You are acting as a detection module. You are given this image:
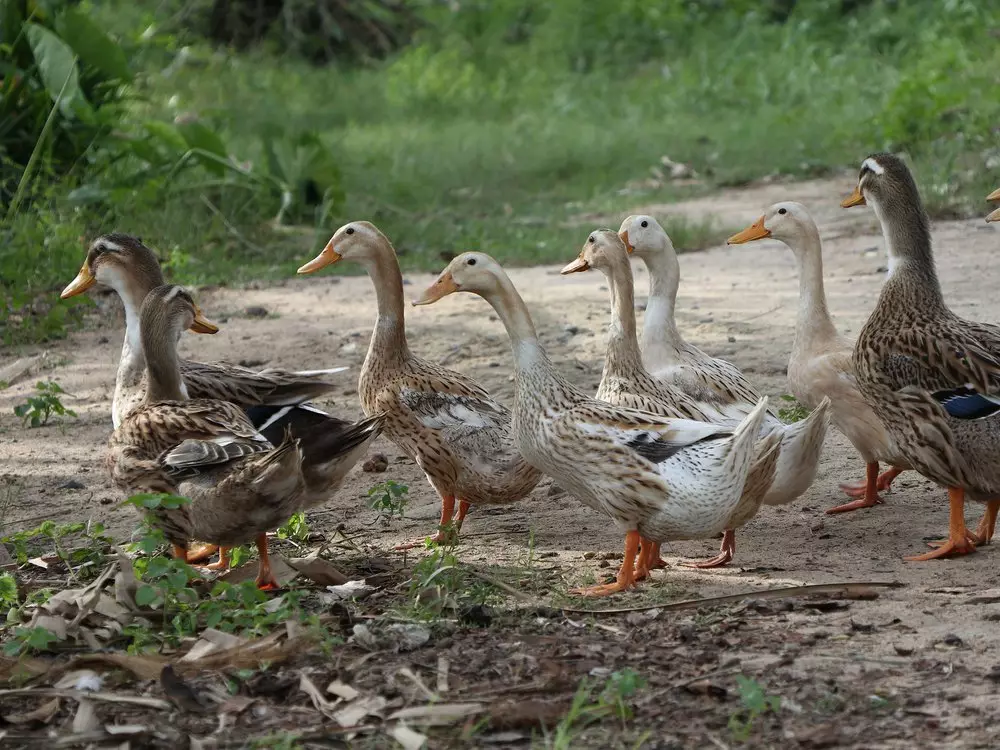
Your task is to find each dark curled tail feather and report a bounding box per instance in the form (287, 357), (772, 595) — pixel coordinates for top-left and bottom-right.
(296, 413), (386, 468)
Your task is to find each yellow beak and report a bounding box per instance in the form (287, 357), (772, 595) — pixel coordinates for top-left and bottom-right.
(413, 271), (459, 306)
(560, 255), (590, 275)
(189, 306), (219, 334)
(618, 230), (634, 253)
(60, 262), (96, 298)
(987, 187), (1000, 202)
(727, 216), (771, 245)
(987, 206), (1000, 223)
(297, 241), (342, 274)
(841, 185), (866, 208)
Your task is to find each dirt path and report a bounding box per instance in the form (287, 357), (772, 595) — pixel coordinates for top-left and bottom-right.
(4, 175), (1000, 746)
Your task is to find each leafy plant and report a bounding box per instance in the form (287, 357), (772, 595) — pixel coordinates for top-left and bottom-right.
(729, 675), (781, 742)
(547, 669), (648, 748)
(13, 380), (77, 427)
(276, 511), (309, 543)
(0, 572), (17, 609)
(1, 518), (112, 577)
(2, 625), (59, 657)
(777, 394), (810, 424)
(367, 480), (409, 519)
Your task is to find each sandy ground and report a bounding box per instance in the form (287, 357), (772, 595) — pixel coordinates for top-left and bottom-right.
(4, 175), (1000, 746)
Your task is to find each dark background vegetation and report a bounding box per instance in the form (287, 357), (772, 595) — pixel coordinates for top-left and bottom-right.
(2, 0), (999, 345)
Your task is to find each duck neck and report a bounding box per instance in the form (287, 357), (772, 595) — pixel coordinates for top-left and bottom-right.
(602, 259), (645, 374)
(479, 275), (549, 377)
(362, 246), (412, 365)
(640, 249), (684, 353)
(871, 195), (945, 307)
(785, 224), (839, 349)
(142, 318), (186, 403)
(112, 270), (163, 371)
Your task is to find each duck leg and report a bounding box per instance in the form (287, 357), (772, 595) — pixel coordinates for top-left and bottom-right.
(906, 487), (977, 561)
(833, 464), (904, 510)
(634, 537), (658, 581)
(570, 530), (640, 597)
(681, 529), (736, 569)
(254, 533), (280, 591)
(973, 500), (1000, 545)
(197, 547), (231, 572)
(393, 494), (458, 550)
(454, 499), (471, 531)
(184, 543), (220, 563)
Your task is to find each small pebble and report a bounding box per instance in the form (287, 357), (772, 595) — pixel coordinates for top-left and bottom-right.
(362, 453), (388, 473)
(244, 306), (268, 318)
(59, 479), (85, 490)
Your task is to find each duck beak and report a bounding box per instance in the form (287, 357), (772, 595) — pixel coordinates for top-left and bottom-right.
(618, 230), (634, 254)
(727, 216), (770, 245)
(988, 187), (1000, 202)
(413, 271), (458, 306)
(189, 306), (219, 334)
(560, 255), (590, 275)
(987, 206), (1000, 223)
(297, 241), (342, 274)
(841, 185), (866, 208)
(60, 262), (96, 298)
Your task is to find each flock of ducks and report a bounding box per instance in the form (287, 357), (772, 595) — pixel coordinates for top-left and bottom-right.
(56, 152), (1000, 596)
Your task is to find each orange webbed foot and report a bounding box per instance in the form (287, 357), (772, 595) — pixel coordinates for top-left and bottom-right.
(184, 543), (220, 564)
(682, 530), (735, 569)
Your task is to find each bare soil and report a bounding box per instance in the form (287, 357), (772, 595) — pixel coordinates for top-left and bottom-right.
(3, 175), (1000, 748)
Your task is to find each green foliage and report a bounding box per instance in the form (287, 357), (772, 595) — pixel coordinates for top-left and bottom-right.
(13, 380), (77, 427)
(777, 395), (810, 424)
(548, 669), (648, 747)
(276, 511), (309, 543)
(0, 573), (17, 609)
(2, 625), (59, 656)
(1, 518), (112, 575)
(729, 675), (781, 742)
(367, 480), (409, 519)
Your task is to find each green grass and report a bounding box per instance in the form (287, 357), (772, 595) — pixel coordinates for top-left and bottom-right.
(4, 0), (1000, 345)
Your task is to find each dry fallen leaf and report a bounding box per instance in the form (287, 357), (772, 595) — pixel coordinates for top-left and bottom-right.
(298, 672), (337, 718)
(2, 696), (61, 725)
(387, 703), (485, 726)
(288, 556), (348, 586)
(334, 695), (388, 728)
(72, 698), (101, 733)
(388, 723), (428, 750)
(326, 680), (359, 701)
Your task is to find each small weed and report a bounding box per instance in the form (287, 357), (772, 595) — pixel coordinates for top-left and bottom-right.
(777, 394), (810, 424)
(1, 520), (113, 579)
(250, 734), (303, 750)
(546, 669), (648, 748)
(277, 512), (309, 543)
(2, 625), (59, 657)
(367, 480), (409, 519)
(0, 573), (17, 609)
(13, 381), (77, 428)
(729, 675), (781, 742)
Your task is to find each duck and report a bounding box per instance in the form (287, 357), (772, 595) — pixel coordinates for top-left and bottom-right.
(618, 215), (830, 511)
(987, 188), (1000, 222)
(63, 233), (383, 568)
(106, 285), (374, 589)
(726, 202), (908, 513)
(60, 233), (348, 437)
(297, 222), (542, 549)
(560, 229), (783, 568)
(842, 152), (1000, 560)
(413, 251), (769, 596)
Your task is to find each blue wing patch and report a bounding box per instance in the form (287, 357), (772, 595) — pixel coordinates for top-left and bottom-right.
(932, 386), (1000, 420)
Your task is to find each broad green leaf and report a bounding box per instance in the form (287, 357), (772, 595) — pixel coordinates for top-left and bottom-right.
(25, 22), (89, 118)
(176, 120), (229, 176)
(56, 9), (132, 82)
(135, 584), (160, 607)
(143, 120), (188, 153)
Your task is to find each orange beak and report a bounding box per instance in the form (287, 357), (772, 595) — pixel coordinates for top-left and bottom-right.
(297, 241), (342, 274)
(618, 229), (634, 254)
(413, 271), (459, 306)
(988, 187), (1000, 202)
(727, 216), (771, 245)
(189, 306), (219, 334)
(560, 255), (590, 275)
(60, 262), (96, 298)
(841, 185), (866, 208)
(987, 206), (1000, 223)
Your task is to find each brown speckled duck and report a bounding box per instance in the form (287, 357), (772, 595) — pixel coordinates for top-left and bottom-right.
(560, 229), (782, 569)
(414, 251), (768, 596)
(297, 222), (542, 549)
(843, 153), (1000, 560)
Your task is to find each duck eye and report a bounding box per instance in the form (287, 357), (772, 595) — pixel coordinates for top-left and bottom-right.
(588, 236), (595, 243)
(467, 257), (477, 266)
(345, 227), (355, 235)
(640, 220), (648, 228)
(778, 208), (787, 215)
